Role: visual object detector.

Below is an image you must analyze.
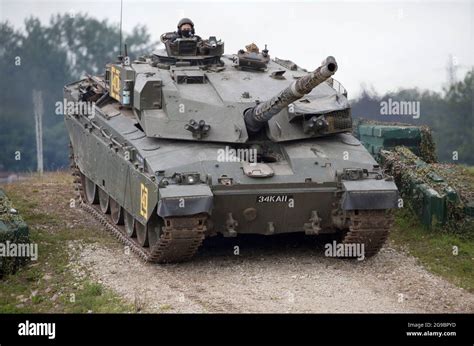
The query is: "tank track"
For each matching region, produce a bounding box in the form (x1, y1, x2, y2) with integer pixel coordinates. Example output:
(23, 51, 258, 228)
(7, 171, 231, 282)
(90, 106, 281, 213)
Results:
(342, 210, 394, 257)
(69, 147, 206, 263)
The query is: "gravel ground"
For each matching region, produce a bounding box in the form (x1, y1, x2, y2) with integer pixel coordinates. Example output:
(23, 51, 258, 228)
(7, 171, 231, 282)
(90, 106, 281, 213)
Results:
(7, 173, 473, 313)
(68, 226, 474, 313)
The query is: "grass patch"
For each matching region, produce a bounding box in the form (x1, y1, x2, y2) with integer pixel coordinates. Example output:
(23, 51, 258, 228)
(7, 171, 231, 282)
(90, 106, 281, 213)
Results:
(0, 172, 132, 313)
(464, 166, 474, 176)
(390, 208, 474, 293)
(66, 282, 128, 313)
(159, 304, 174, 312)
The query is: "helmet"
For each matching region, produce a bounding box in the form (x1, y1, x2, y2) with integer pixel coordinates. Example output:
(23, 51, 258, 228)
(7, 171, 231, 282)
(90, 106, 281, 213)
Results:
(177, 18, 194, 29)
(177, 18, 195, 36)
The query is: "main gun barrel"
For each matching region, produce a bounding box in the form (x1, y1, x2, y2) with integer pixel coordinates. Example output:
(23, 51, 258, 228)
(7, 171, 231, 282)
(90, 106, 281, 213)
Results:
(244, 56, 338, 133)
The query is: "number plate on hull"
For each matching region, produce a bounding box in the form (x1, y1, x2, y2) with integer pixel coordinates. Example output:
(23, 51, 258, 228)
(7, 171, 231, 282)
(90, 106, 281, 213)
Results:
(256, 195, 294, 203)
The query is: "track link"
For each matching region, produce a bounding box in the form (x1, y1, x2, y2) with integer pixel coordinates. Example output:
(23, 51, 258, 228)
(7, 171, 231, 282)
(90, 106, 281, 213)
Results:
(342, 210, 394, 257)
(70, 146, 205, 263)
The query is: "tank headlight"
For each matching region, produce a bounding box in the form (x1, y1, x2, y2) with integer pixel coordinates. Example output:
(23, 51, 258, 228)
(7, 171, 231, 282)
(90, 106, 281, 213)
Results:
(167, 172, 201, 185)
(184, 173, 200, 185)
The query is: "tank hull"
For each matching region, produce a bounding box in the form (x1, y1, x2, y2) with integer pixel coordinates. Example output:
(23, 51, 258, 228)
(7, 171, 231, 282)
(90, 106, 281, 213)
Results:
(65, 79, 398, 262)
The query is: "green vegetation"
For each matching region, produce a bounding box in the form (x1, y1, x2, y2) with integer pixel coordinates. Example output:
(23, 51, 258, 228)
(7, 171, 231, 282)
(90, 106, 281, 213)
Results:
(381, 147, 474, 235)
(351, 71, 473, 165)
(389, 167, 474, 292)
(0, 14, 156, 172)
(390, 208, 474, 293)
(465, 166, 474, 177)
(0, 13, 471, 172)
(0, 173, 133, 313)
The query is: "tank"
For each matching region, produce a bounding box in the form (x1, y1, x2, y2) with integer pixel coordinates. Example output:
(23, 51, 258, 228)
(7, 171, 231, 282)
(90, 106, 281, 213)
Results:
(64, 34, 399, 262)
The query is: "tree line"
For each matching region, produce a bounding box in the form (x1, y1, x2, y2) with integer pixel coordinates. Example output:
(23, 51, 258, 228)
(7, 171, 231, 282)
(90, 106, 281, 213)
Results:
(0, 14, 472, 172)
(351, 71, 473, 164)
(0, 14, 155, 172)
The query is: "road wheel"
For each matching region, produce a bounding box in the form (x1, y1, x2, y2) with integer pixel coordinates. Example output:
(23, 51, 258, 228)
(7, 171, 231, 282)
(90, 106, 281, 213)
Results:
(81, 173, 99, 205)
(147, 215, 164, 249)
(135, 221, 149, 247)
(98, 188, 110, 214)
(124, 210, 136, 238)
(110, 198, 124, 225)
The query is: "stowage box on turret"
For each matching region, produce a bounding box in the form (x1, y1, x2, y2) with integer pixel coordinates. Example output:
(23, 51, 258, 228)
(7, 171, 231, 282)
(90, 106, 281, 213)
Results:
(64, 30, 398, 262)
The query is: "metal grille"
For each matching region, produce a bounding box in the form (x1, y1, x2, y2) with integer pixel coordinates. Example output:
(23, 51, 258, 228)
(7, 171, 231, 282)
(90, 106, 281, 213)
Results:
(329, 109, 352, 130)
(178, 40, 197, 55)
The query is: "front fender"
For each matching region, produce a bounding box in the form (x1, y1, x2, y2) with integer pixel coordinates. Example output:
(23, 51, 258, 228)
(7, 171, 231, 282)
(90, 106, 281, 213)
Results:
(157, 184, 213, 217)
(341, 179, 399, 210)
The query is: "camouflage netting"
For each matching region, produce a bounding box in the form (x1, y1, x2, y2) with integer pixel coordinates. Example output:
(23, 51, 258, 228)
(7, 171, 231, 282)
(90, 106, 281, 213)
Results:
(0, 189, 30, 278)
(381, 147, 473, 236)
(0, 196, 25, 225)
(418, 125, 437, 163)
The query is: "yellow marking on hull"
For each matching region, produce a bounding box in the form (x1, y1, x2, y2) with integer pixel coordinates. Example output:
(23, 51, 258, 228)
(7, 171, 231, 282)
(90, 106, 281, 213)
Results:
(140, 183, 148, 218)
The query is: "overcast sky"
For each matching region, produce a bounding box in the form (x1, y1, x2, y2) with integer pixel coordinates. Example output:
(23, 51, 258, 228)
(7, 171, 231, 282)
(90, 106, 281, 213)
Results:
(1, 0, 472, 97)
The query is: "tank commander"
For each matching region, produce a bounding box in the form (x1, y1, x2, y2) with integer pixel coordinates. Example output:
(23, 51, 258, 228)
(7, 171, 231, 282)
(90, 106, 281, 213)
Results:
(160, 18, 202, 43)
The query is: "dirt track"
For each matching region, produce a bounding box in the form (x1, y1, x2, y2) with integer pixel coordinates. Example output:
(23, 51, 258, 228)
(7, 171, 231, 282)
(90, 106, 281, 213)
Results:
(69, 220, 474, 313)
(4, 174, 474, 313)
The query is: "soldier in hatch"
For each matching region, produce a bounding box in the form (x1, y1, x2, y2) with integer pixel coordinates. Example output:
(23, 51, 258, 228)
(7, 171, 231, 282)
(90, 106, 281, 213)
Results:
(161, 18, 202, 43)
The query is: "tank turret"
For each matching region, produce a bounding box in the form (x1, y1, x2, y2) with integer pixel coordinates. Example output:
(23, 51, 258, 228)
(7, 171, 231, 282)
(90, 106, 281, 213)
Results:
(244, 56, 338, 133)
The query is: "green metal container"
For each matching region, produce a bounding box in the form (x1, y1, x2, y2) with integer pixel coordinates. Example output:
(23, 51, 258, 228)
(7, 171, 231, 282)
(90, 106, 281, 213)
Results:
(358, 123, 422, 157)
(354, 119, 437, 163)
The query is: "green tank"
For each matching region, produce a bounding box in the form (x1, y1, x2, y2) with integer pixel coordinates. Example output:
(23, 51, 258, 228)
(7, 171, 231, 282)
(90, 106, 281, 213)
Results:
(64, 32, 398, 262)
(0, 189, 30, 277)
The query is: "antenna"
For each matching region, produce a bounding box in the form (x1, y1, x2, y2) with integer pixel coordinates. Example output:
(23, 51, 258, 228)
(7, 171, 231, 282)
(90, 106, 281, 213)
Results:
(32, 90, 44, 176)
(119, 0, 123, 56)
(446, 54, 458, 87)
